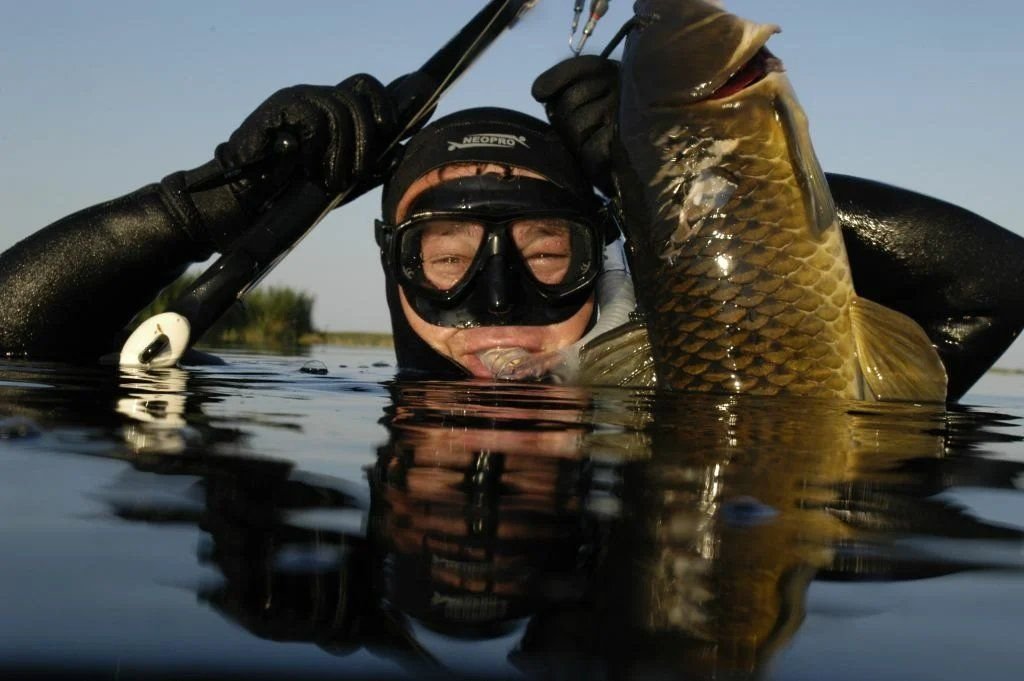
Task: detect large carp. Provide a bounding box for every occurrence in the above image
[580,0,947,401]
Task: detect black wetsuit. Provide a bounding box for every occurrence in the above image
[0,162,244,363]
[831,174,1024,400]
[0,170,1021,401]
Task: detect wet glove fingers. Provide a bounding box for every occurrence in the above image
[339,74,398,135]
[532,56,619,196]
[572,100,617,196]
[531,55,618,105]
[541,75,616,133]
[318,85,367,197]
[217,78,398,216]
[327,74,400,193]
[544,93,616,198]
[216,85,343,216]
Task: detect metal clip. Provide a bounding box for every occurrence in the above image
[570,0,611,55]
[569,0,585,47]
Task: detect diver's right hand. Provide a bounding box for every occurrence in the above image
[532,55,619,197]
[217,75,399,218]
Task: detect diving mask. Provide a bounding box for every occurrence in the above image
[377,175,606,328]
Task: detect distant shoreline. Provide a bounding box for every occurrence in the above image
[230,329,1024,369]
[298,331,394,348]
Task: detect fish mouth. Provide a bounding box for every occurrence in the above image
[624,1,781,107]
[705,48,784,101]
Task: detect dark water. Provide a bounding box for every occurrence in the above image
[2,346,1023,680]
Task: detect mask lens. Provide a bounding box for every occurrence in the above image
[400,220,485,292]
[509,220,577,284]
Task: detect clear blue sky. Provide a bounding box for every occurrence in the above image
[2,1,1023,365]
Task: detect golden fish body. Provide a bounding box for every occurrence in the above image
[631,74,858,396]
[586,0,947,401]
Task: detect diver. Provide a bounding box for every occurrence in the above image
[0,58,1021,401]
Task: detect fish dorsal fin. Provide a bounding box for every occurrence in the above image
[578,320,657,387]
[850,296,948,403]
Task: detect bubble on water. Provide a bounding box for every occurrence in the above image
[300,360,329,375]
[372,361,391,368]
[0,416,42,439]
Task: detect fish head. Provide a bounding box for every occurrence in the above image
[618,0,832,253]
[626,0,781,107]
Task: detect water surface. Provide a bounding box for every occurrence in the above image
[2,346,1022,680]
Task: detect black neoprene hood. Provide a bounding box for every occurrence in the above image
[382,107,595,222]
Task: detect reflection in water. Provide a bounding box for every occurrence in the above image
[117,367,194,454]
[3,359,1024,679]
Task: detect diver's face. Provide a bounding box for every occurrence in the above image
[395,164,595,379]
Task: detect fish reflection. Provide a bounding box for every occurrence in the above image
[90,377,1024,679]
[586,396,976,676]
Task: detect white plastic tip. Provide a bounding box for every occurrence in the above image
[119,312,191,368]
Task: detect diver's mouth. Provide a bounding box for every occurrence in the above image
[708,48,782,100]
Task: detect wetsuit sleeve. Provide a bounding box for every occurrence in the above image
[829,173,1024,401]
[0,162,246,361]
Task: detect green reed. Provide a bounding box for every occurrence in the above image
[132,272,315,347]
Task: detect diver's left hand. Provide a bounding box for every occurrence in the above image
[532,56,619,197]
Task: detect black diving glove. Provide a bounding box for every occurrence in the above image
[531,55,620,197]
[216,74,400,218]
[162,74,401,256]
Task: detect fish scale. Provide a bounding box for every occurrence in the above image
[626,77,860,397]
[580,0,945,402]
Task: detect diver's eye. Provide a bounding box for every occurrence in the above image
[513,220,573,285]
[424,254,475,290]
[523,251,571,284]
[416,221,484,291]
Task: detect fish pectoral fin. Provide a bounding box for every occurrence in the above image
[850,296,948,403]
[577,320,657,387]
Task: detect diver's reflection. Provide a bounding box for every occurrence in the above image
[105,380,1024,680]
[370,383,597,642]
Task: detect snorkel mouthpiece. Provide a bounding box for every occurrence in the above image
[477,347,533,379]
[476,345,580,382]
